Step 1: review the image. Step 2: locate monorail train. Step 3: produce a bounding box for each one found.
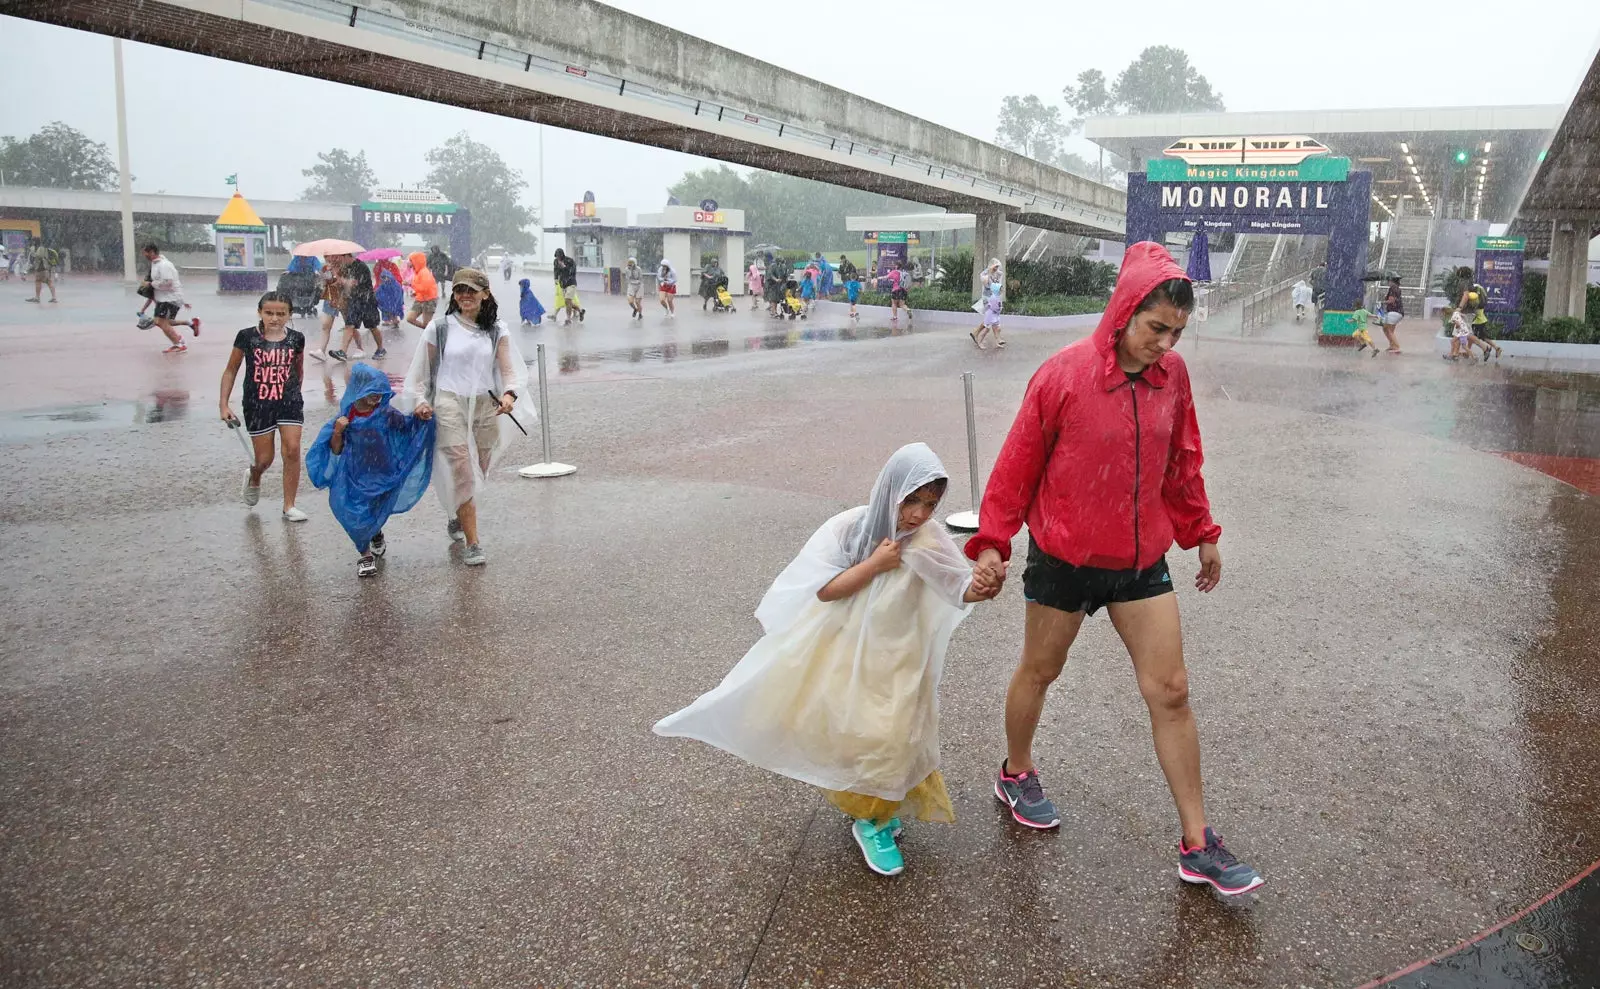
[1163,136,1330,166]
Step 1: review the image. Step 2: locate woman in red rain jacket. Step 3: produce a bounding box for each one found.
[967,241,1263,896]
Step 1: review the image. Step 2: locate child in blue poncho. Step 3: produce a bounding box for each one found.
[376,267,406,328]
[518,278,546,327]
[307,362,437,577]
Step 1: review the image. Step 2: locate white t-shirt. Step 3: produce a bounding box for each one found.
[433,315,498,397]
[149,256,183,303]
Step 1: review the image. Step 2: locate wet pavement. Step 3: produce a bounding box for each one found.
[2,276,1598,987]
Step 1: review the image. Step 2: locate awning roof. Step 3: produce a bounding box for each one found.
[1510,43,1600,253]
[1084,105,1563,222]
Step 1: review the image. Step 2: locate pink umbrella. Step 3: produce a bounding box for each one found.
[357,248,403,262]
[292,238,364,257]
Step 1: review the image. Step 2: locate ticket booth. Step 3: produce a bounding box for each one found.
[214,192,269,293]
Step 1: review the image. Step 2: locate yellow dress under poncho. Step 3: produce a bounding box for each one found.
[654,445,975,825]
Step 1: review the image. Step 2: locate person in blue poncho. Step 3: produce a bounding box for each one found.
[518,278,545,327]
[307,362,437,577]
[376,266,406,329]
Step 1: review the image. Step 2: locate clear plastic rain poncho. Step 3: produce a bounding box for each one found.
[398,310,532,515]
[654,443,976,802]
[306,362,436,553]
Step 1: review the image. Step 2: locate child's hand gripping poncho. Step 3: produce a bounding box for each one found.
[306,362,436,552]
[654,443,976,810]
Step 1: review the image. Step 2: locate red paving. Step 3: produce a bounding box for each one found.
[1495,451,1600,496]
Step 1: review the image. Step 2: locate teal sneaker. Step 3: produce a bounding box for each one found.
[851,819,905,876]
[887,817,904,840]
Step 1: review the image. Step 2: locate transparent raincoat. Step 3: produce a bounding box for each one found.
[654,443,976,820]
[398,311,531,515]
[306,362,436,553]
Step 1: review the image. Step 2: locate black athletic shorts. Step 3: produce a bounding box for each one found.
[891,288,909,301]
[243,398,305,436]
[344,302,380,330]
[1022,537,1173,615]
[153,301,182,320]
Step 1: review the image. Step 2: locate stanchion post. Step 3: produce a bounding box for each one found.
[945,371,981,531]
[518,342,577,479]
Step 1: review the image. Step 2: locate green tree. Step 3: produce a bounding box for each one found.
[0,122,116,190]
[1064,47,1225,118]
[300,148,377,203]
[996,95,1069,164]
[424,132,538,251]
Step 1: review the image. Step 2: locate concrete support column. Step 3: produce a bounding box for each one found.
[1565,219,1593,322]
[972,210,1007,299]
[663,231,692,294]
[1545,219,1580,321]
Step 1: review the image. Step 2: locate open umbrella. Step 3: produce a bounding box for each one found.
[1185,230,1212,282]
[292,238,365,257]
[358,248,403,262]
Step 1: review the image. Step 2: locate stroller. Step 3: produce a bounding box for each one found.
[712,274,733,312]
[277,257,322,319]
[780,278,805,320]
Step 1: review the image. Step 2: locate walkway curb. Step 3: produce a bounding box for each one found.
[809,299,1102,331]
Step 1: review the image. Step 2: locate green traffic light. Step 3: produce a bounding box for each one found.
[1454,149,1470,164]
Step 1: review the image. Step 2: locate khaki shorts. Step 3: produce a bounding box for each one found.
[434,390,497,451]
[408,298,437,319]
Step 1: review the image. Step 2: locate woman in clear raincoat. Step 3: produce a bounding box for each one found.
[654,443,1001,877]
[399,267,531,567]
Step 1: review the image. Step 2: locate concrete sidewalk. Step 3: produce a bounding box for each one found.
[1,286,1597,987]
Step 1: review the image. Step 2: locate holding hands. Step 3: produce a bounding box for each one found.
[965,547,1010,603]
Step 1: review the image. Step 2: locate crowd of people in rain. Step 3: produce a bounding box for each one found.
[198,235,1266,892]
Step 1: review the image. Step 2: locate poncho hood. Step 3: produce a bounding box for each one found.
[1091,241,1189,384]
[340,362,393,419]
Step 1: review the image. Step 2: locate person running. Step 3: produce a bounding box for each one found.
[845,265,863,319]
[746,258,764,311]
[799,266,817,315]
[405,251,440,329]
[307,362,437,578]
[625,257,646,320]
[331,257,384,361]
[1380,276,1404,354]
[500,254,514,284]
[1455,267,1502,362]
[142,243,201,353]
[972,258,1005,349]
[552,248,584,324]
[887,262,913,324]
[309,253,347,361]
[24,238,58,304]
[966,241,1264,897]
[401,268,529,567]
[375,263,406,330]
[657,258,679,318]
[654,443,1003,877]
[219,291,307,521]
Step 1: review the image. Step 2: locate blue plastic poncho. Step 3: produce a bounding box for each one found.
[307,362,436,553]
[376,269,405,321]
[519,278,546,324]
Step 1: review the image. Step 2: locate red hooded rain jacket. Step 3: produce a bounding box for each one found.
[964,241,1221,571]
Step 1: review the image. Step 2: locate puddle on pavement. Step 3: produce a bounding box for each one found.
[0,324,913,439]
[538,322,921,376]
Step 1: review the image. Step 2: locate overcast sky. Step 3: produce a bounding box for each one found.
[2,1,1597,219]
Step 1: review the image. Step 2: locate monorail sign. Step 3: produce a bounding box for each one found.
[1124,158,1373,338]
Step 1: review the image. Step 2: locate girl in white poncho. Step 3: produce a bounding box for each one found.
[654,443,1002,877]
[399,267,531,567]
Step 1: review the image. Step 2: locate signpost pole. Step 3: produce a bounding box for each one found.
[518,343,577,479]
[945,371,982,532]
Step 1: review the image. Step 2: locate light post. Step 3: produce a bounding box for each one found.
[113,39,137,283]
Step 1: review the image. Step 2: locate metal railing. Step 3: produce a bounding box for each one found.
[255,0,1124,232]
[1240,269,1316,334]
